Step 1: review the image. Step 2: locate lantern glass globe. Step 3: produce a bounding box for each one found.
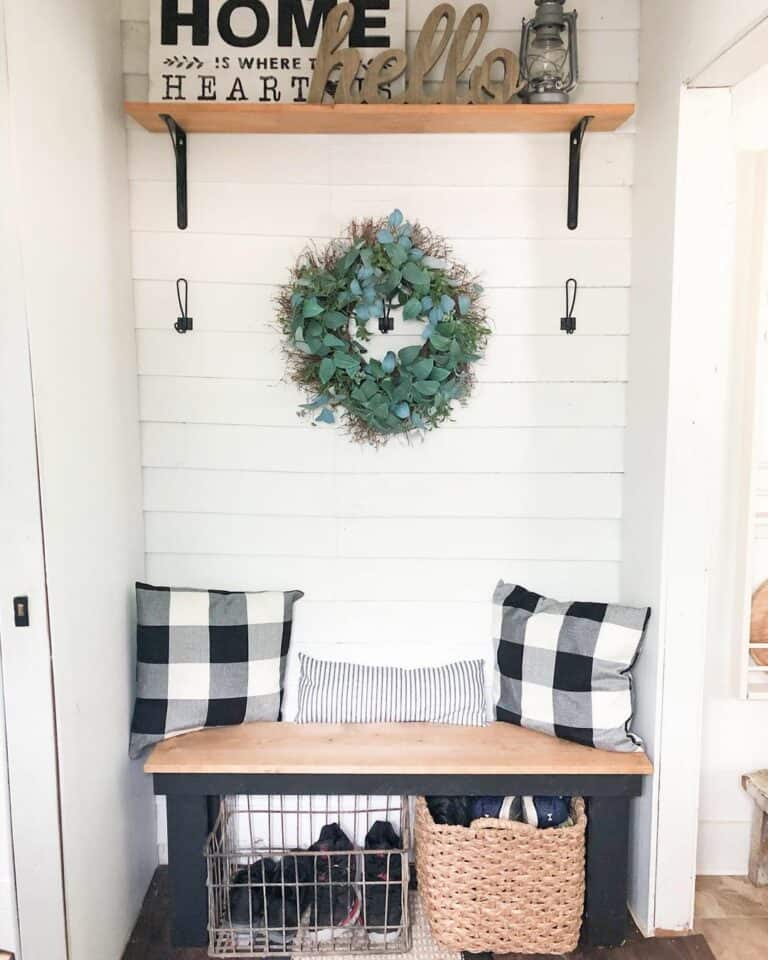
[527,36,569,84]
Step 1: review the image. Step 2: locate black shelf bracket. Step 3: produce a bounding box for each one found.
[568,115,593,231]
[160,114,188,230]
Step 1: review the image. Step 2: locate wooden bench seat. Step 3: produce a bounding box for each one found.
[145,721,652,953]
[146,720,653,777]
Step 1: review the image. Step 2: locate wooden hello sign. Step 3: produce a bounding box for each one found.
[309,2,523,105]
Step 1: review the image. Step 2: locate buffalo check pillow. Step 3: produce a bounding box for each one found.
[493,582,650,752]
[129,582,303,758]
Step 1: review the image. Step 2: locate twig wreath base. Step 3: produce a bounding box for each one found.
[277,211,489,444]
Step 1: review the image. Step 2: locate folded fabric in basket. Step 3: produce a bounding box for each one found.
[295,653,487,725]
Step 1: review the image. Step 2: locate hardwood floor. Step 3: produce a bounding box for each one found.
[123,868,715,960]
[694,876,768,960]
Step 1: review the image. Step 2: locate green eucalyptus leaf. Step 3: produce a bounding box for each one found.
[410,358,434,379]
[384,269,402,294]
[430,333,452,351]
[302,298,324,319]
[323,333,346,348]
[388,244,407,268]
[398,345,423,366]
[323,311,348,330]
[392,383,411,404]
[333,351,361,375]
[414,380,439,397]
[381,351,397,374]
[403,298,422,320]
[403,262,428,288]
[301,394,330,409]
[372,401,390,421]
[458,294,471,316]
[318,357,336,384]
[429,366,452,382]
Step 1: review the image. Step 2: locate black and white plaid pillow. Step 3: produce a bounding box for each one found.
[493,582,650,752]
[129,582,303,758]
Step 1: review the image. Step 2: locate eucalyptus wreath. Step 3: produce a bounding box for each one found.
[276,210,490,443]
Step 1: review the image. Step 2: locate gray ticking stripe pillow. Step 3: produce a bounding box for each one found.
[295,653,487,725]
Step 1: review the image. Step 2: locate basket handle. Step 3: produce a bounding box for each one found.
[469,817,531,833]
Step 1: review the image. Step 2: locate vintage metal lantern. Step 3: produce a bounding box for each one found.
[519,0,579,103]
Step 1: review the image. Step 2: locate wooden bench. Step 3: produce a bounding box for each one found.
[145,721,653,951]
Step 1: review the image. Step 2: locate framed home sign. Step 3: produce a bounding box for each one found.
[150,0,406,103]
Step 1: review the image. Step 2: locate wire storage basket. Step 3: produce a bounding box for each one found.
[415,796,587,955]
[206,795,412,958]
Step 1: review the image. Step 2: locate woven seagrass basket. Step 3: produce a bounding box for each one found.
[415,795,586,955]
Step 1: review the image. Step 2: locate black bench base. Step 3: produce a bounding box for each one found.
[157,772,642,951]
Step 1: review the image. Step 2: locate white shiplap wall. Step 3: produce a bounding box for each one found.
[122,0,637,853]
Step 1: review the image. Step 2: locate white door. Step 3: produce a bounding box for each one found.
[0,1,69,956]
[0,1,157,955]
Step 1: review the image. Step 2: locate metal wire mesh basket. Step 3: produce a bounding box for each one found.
[206,795,412,958]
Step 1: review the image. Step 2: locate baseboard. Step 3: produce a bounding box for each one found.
[627,901,651,938]
[697,819,751,875]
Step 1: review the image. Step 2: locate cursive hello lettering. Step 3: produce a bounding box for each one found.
[308,2,523,105]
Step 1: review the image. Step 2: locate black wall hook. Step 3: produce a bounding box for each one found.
[379,299,395,334]
[561,278,577,334]
[175,278,193,334]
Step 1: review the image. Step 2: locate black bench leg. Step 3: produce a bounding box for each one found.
[583,795,630,948]
[167,794,211,948]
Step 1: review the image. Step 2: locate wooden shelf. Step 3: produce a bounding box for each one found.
[125,100,634,135]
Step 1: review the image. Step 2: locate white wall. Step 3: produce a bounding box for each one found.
[121,0,640,863]
[624,0,768,934]
[3,0,157,956]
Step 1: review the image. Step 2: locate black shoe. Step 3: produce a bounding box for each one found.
[308,884,362,942]
[308,822,356,884]
[306,823,361,942]
[426,796,472,827]
[363,821,403,943]
[228,856,307,949]
[228,859,275,928]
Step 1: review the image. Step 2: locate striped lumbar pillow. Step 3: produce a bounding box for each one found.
[295,653,487,725]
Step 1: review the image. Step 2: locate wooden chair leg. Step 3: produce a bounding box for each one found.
[749,804,768,886]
